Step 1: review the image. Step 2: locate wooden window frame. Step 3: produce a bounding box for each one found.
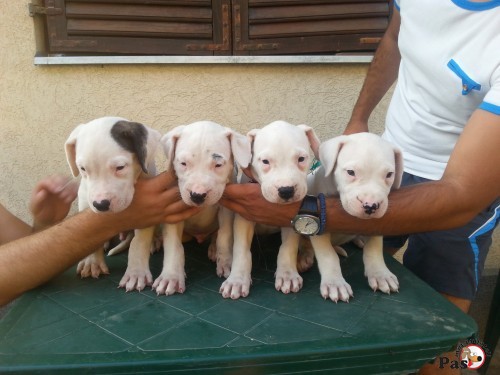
[30,0,393,62]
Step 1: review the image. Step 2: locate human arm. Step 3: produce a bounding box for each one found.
[0,171,200,305]
[221,109,500,235]
[344,7,401,134]
[0,204,32,245]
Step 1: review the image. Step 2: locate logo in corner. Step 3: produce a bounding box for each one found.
[455,339,490,370]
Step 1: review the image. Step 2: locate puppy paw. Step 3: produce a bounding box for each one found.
[296,246,315,273]
[220,274,251,299]
[76,257,109,279]
[320,277,353,303]
[333,245,348,258]
[207,242,217,262]
[151,236,163,254]
[365,266,399,294]
[118,267,153,292]
[216,254,232,278]
[275,269,303,294]
[153,272,186,296]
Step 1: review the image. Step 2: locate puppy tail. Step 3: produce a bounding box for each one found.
[107,232,134,256]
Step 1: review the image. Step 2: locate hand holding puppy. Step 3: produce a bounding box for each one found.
[30,175,79,231]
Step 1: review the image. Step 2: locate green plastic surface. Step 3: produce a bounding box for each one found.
[0,235,476,374]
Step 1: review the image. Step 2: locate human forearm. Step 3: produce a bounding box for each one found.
[0,210,126,305]
[345,9,401,134]
[221,177,495,237]
[324,181,482,236]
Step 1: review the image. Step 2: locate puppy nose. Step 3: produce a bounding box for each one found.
[93,199,111,212]
[190,192,207,205]
[278,186,295,201]
[363,202,380,215]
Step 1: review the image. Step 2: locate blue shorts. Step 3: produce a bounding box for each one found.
[384,172,500,300]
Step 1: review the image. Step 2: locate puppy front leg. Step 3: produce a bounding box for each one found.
[362,235,399,293]
[220,214,255,299]
[77,248,109,278]
[153,223,186,296]
[118,226,155,291]
[76,187,109,278]
[311,234,353,302]
[275,228,302,294]
[215,206,234,278]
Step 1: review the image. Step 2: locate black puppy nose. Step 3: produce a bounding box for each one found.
[278,186,295,201]
[190,192,207,205]
[93,200,111,212]
[363,203,380,215]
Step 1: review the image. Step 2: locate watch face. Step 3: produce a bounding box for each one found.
[293,216,320,236]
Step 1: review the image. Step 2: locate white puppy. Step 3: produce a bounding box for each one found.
[307,132,403,302]
[220,120,320,299]
[154,121,251,296]
[65,116,161,281]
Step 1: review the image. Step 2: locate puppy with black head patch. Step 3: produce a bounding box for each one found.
[65,116,160,286]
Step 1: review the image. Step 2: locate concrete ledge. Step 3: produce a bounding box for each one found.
[34,55,373,65]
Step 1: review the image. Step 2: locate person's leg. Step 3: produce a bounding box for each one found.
[405,199,500,375]
[416,293,472,375]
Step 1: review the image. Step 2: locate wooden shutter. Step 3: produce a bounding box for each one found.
[38,0,230,55]
[232,0,392,55]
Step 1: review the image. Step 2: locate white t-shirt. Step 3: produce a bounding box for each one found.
[382,0,500,180]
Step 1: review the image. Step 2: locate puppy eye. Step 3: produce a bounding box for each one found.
[298,156,305,163]
[347,170,355,177]
[180,162,187,166]
[116,166,125,171]
[215,163,222,168]
[80,166,86,172]
[386,172,394,178]
[262,159,270,165]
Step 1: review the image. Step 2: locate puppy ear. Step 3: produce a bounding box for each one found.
[297,124,321,159]
[111,121,151,173]
[319,135,348,177]
[144,127,161,176]
[161,125,185,171]
[65,124,84,177]
[225,128,252,168]
[246,128,259,148]
[392,145,404,190]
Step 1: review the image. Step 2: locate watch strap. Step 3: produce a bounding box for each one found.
[317,193,326,235]
[299,195,319,215]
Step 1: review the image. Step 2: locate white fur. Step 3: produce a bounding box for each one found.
[220,121,320,299]
[65,116,161,282]
[307,132,403,302]
[153,121,251,296]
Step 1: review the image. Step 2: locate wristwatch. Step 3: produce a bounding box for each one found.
[291,194,326,236]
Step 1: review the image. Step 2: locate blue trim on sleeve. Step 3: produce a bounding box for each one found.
[451,0,500,11]
[479,102,500,115]
[447,59,481,95]
[394,0,401,11]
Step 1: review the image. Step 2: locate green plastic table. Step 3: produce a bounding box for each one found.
[0,235,476,374]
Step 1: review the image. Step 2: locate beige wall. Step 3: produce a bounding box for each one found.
[1,3,390,220]
[1,3,497,278]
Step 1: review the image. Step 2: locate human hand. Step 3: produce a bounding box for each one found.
[220,183,300,227]
[30,175,79,231]
[115,171,202,230]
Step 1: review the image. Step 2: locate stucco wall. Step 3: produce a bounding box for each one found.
[1,3,497,282]
[1,2,390,220]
